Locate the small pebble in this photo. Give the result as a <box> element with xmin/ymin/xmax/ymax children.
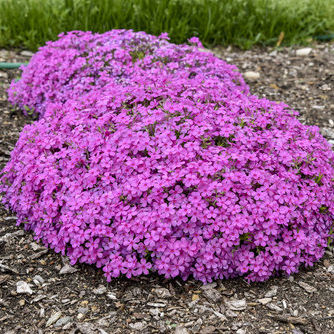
<box><xmin>257</xmin><ymin>298</ymin><xmax>272</xmax><ymax>305</ymax></box>
<box><xmin>106</xmin><ymin>292</ymin><xmax>117</xmax><ymax>300</ymax></box>
<box><xmin>154</xmin><ymin>288</ymin><xmax>172</xmax><ymax>298</ymax></box>
<box><xmin>78</xmin><ymin>307</ymin><xmax>89</xmax><ymax>315</ymax></box>
<box><xmin>20</xmin><ymin>50</ymin><xmax>34</xmax><ymax>57</ymax></box>
<box><xmin>33</xmin><ymin>275</ymin><xmax>45</xmax><ymax>286</ymax></box>
<box><xmin>296</xmin><ymin>48</ymin><xmax>312</xmax><ymax>56</ymax></box>
<box><xmin>129</xmin><ymin>322</ymin><xmax>146</xmax><ymax>330</ymax></box>
<box><xmin>174</xmin><ymin>326</ymin><xmax>189</xmax><ymax>334</ymax></box>
<box><xmin>226</xmin><ymin>299</ymin><xmax>247</xmax><ymax>311</ymax></box>
<box><xmin>16</xmin><ymin>281</ymin><xmax>33</xmax><ymax>295</ymax></box>
<box><xmin>59</xmin><ymin>264</ymin><xmax>77</xmax><ymax>274</ymax></box>
<box><xmin>92</xmin><ymin>285</ymin><xmax>107</xmax><ymax>295</ymax></box>
<box><xmin>243</xmin><ymin>71</ymin><xmax>260</xmax><ymax>81</ymax></box>
<box><xmin>236</xmin><ymin>329</ymin><xmax>246</xmax><ymax>334</ymax></box>
<box><xmin>54</xmin><ymin>316</ymin><xmax>72</xmax><ymax>327</ymax></box>
<box><xmin>265</xmin><ymin>286</ymin><xmax>278</xmax><ymax>298</ymax></box>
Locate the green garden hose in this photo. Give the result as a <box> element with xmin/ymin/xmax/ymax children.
<box><xmin>0</xmin><ymin>62</ymin><xmax>27</xmax><ymax>69</ymax></box>
<box><xmin>313</xmin><ymin>33</ymin><xmax>334</xmax><ymax>41</ymax></box>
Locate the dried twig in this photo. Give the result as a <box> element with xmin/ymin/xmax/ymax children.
<box><xmin>0</xmin><ymin>263</ymin><xmax>20</xmax><ymax>274</ymax></box>
<box><xmin>268</xmin><ymin>314</ymin><xmax>308</xmax><ymax>325</ymax></box>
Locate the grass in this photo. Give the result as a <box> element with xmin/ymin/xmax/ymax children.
<box><xmin>0</xmin><ymin>0</ymin><xmax>333</xmax><ymax>51</ymax></box>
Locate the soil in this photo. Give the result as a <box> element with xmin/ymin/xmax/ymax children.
<box><xmin>0</xmin><ymin>42</ymin><xmax>334</xmax><ymax>334</ymax></box>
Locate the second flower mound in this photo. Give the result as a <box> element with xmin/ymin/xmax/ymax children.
<box><xmin>8</xmin><ymin>30</ymin><xmax>248</xmax><ymax>117</ymax></box>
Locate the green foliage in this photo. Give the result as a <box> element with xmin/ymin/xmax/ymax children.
<box><xmin>319</xmin><ymin>205</ymin><xmax>328</xmax><ymax>213</ymax></box>
<box><xmin>314</xmin><ymin>173</ymin><xmax>324</xmax><ymax>185</ymax></box>
<box><xmin>0</xmin><ymin>0</ymin><xmax>333</xmax><ymax>50</ymax></box>
<box><xmin>327</xmin><ymin>227</ymin><xmax>334</xmax><ymax>249</ymax></box>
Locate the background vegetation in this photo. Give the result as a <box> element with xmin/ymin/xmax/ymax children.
<box><xmin>0</xmin><ymin>0</ymin><xmax>333</xmax><ymax>50</ymax></box>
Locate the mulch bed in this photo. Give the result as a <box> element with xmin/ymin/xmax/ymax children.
<box><xmin>0</xmin><ymin>42</ymin><xmax>334</xmax><ymax>334</ymax></box>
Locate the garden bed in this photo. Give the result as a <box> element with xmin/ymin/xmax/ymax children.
<box><xmin>0</xmin><ymin>42</ymin><xmax>334</xmax><ymax>334</ymax></box>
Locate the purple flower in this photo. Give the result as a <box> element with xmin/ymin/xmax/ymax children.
<box><xmin>1</xmin><ymin>29</ymin><xmax>334</xmax><ymax>284</ymax></box>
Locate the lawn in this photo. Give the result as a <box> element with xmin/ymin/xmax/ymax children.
<box><xmin>0</xmin><ymin>0</ymin><xmax>333</xmax><ymax>51</ymax></box>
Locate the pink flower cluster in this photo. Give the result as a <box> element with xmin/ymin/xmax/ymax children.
<box><xmin>8</xmin><ymin>30</ymin><xmax>248</xmax><ymax>117</ymax></box>
<box><xmin>2</xmin><ymin>30</ymin><xmax>334</xmax><ymax>283</ymax></box>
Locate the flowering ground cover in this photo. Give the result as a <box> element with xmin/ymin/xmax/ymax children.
<box><xmin>8</xmin><ymin>30</ymin><xmax>248</xmax><ymax>117</ymax></box>
<box><xmin>1</xmin><ymin>30</ymin><xmax>334</xmax><ymax>284</ymax></box>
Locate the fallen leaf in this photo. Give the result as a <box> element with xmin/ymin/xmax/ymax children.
<box><xmin>270</xmin><ymin>83</ymin><xmax>279</xmax><ymax>90</ymax></box>
<box><xmin>192</xmin><ymin>294</ymin><xmax>199</xmax><ymax>301</ymax></box>
<box><xmin>276</xmin><ymin>31</ymin><xmax>284</xmax><ymax>47</ymax></box>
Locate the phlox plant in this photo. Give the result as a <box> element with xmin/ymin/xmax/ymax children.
<box><xmin>1</xmin><ymin>30</ymin><xmax>334</xmax><ymax>283</ymax></box>
<box><xmin>8</xmin><ymin>30</ymin><xmax>248</xmax><ymax>118</ymax></box>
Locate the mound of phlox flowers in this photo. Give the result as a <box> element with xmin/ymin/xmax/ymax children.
<box><xmin>1</xmin><ymin>30</ymin><xmax>334</xmax><ymax>283</ymax></box>
<box><xmin>8</xmin><ymin>30</ymin><xmax>248</xmax><ymax>117</ymax></box>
